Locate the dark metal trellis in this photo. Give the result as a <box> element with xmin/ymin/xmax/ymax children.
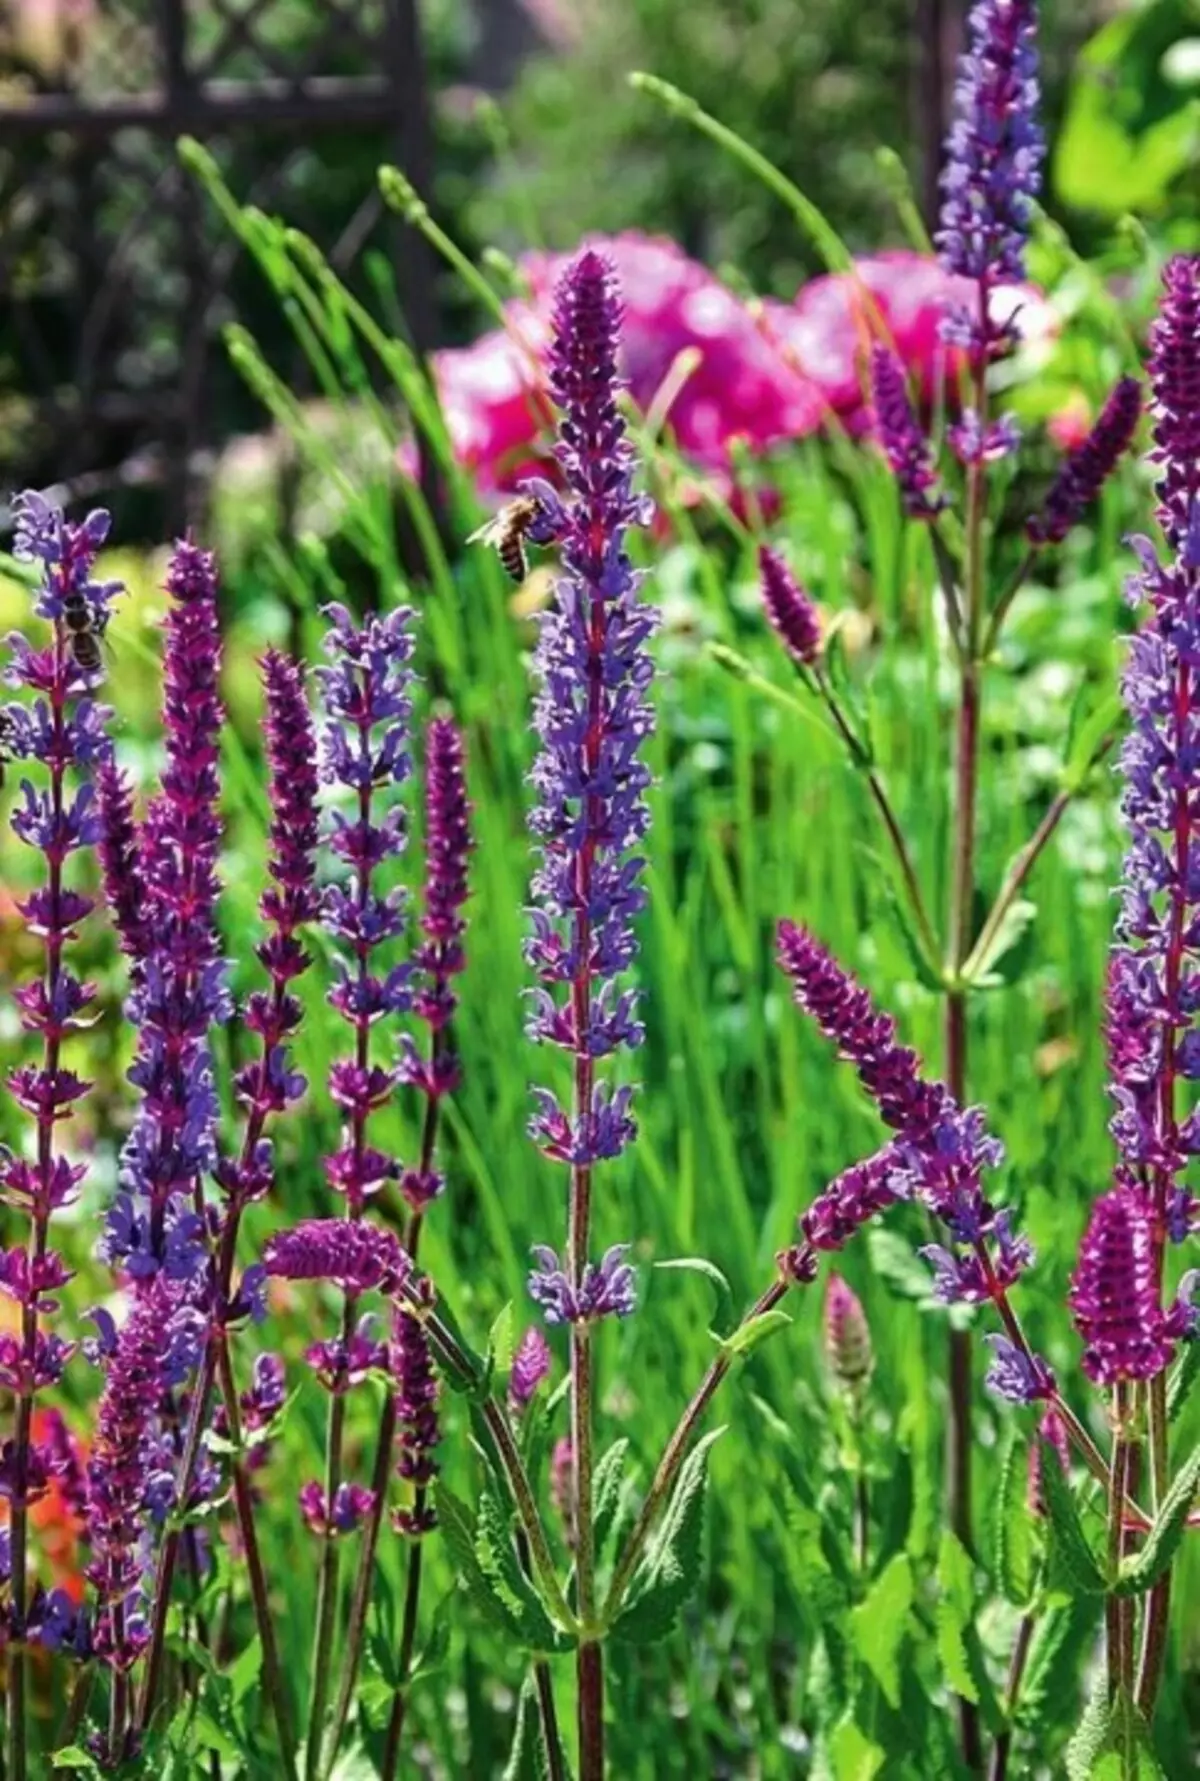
<box><xmin>0</xmin><ymin>0</ymin><xmax>435</xmax><ymax>530</ymax></box>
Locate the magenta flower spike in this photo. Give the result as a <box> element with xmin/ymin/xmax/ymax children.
<box><xmin>869</xmin><ymin>346</ymin><xmax>946</xmax><ymax>519</ymax></box>
<box><xmin>1027</xmin><ymin>375</ymin><xmax>1141</xmax><ymax>545</ymax></box>
<box><xmin>1068</xmin><ymin>1190</ymin><xmax>1183</xmax><ymax>1386</ymax></box>
<box><xmin>521</xmin><ymin>248</ymin><xmax>658</xmax><ymax>1321</ymax></box>
<box><xmin>759</xmin><ymin>545</ymin><xmax>822</xmax><ymax>667</ymax></box>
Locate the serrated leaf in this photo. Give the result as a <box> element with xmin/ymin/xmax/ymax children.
<box><xmin>435</xmin><ymin>1482</ymin><xmax>524</xmax><ymax>1641</ymax></box>
<box><xmin>935</xmin><ymin>1531</ymin><xmax>1001</xmax><ymax>1728</ymax></box>
<box><xmin>614</xmin><ymin>1429</ymin><xmax>723</xmax><ymax>1645</ymax></box>
<box><xmin>993</xmin><ymin>1429</ymin><xmax>1039</xmax><ymax>1608</ymax></box>
<box><xmin>488</xmin><ymin>1301</ymin><xmax>516</xmax><ymax>1376</ymax></box>
<box><xmin>829</xmin><ymin>1715</ymin><xmax>886</xmax><ymax>1781</ymax></box>
<box><xmin>715</xmin><ymin>1307</ymin><xmax>793</xmax><ymax>1359</ymax></box>
<box><xmin>476</xmin><ymin>1490</ymin><xmax>560</xmax><ymax>1651</ymax></box>
<box><xmin>592</xmin><ymin>1438</ymin><xmax>632</xmax><ymax>1562</ymax></box>
<box><xmin>965</xmin><ymin>897</ymin><xmax>1038</xmax><ymax>990</ymax></box>
<box><xmin>1042</xmin><ymin>1447</ymin><xmax>1107</xmax><ymax>1596</ymax></box>
<box><xmin>1018</xmin><ymin>1599</ymin><xmax>1101</xmax><ymax>1736</ymax></box>
<box><xmin>1067</xmin><ymin>1683</ymin><xmax>1165</xmax><ymax>1781</ymax></box>
<box><xmin>653</xmin><ymin>1256</ymin><xmax>734</xmax><ymax>1334</ymax></box>
<box><xmin>848</xmin><ymin>1553</ymin><xmax>913</xmax><ymax>1708</ymax></box>
<box><xmin>1114</xmin><ymin>1440</ymin><xmax>1200</xmax><ymax>1598</ymax></box>
<box><xmin>502</xmin><ymin>1677</ymin><xmax>549</xmax><ymax>1781</ymax></box>
<box><xmin>1167</xmin><ymin>1340</ymin><xmax>1200</xmax><ymax>1424</ymax></box>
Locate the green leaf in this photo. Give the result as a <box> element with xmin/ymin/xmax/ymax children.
<box><xmin>1166</xmin><ymin>1340</ymin><xmax>1200</xmax><ymax>1424</ymax></box>
<box><xmin>865</xmin><ymin>1226</ymin><xmax>939</xmax><ymax>1306</ymax></box>
<box><xmin>1114</xmin><ymin>1440</ymin><xmax>1200</xmax><ymax>1598</ymax></box>
<box><xmin>191</xmin><ymin>1710</ymin><xmax>242</xmax><ymax>1761</ymax></box>
<box><xmin>993</xmin><ymin>1429</ymin><xmax>1039</xmax><ymax>1608</ymax></box>
<box><xmin>653</xmin><ymin>1255</ymin><xmax>734</xmax><ymax>1334</ymax></box>
<box><xmin>614</xmin><ymin>1429</ymin><xmax>724</xmax><ymax>1645</ymax></box>
<box><xmin>829</xmin><ymin>1716</ymin><xmax>886</xmax><ymax>1781</ymax></box>
<box><xmin>935</xmin><ymin>1531</ymin><xmax>1001</xmax><ymax>1728</ymax></box>
<box><xmin>592</xmin><ymin>1437</ymin><xmax>633</xmax><ymax>1562</ymax></box>
<box><xmin>488</xmin><ymin>1301</ymin><xmax>516</xmax><ymax>1377</ymax></box>
<box><xmin>964</xmin><ymin>897</ymin><xmax>1038</xmax><ymax>990</ymax></box>
<box><xmin>51</xmin><ymin>1751</ymin><xmax>104</xmax><ymax>1776</ymax></box>
<box><xmin>715</xmin><ymin>1307</ymin><xmax>793</xmax><ymax>1359</ymax></box>
<box><xmin>227</xmin><ymin>1632</ymin><xmax>262</xmax><ymax>1707</ymax></box>
<box><xmin>502</xmin><ymin>1677</ymin><xmax>549</xmax><ymax>1781</ymax></box>
<box><xmin>1041</xmin><ymin>1449</ymin><xmax>1107</xmax><ymax>1596</ymax></box>
<box><xmin>1064</xmin><ymin>690</ymin><xmax>1122</xmax><ymax>791</ymax></box>
<box><xmin>476</xmin><ymin>1489</ymin><xmax>560</xmax><ymax>1651</ymax></box>
<box><xmin>1018</xmin><ymin>1599</ymin><xmax>1101</xmax><ymax>1736</ymax></box>
<box><xmin>435</xmin><ymin>1482</ymin><xmax>524</xmax><ymax>1641</ymax></box>
<box><xmin>848</xmin><ymin>1553</ymin><xmax>913</xmax><ymax>1709</ymax></box>
<box><xmin>1067</xmin><ymin>1682</ymin><xmax>1166</xmax><ymax>1781</ymax></box>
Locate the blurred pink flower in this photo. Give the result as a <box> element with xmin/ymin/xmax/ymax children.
<box><xmin>404</xmin><ymin>237</ymin><xmax>1056</xmax><ymax>505</ymax></box>
<box><xmin>1047</xmin><ymin>390</ymin><xmax>1093</xmax><ymax>452</ymax></box>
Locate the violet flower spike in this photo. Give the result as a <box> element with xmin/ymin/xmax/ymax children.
<box><xmin>262</xmin><ymin>1219</ymin><xmax>413</xmax><ymax>1298</ymax></box>
<box><xmin>937</xmin><ymin>0</ymin><xmax>1044</xmax><ymax>348</ymax></box>
<box><xmin>759</xmin><ymin>545</ymin><xmax>821</xmax><ymax>668</ymax></box>
<box><xmin>391</xmin><ymin>1297</ymin><xmax>440</xmax><ymax>1538</ymax></box>
<box><xmin>523</xmin><ymin>248</ymin><xmax>658</xmax><ymax>1172</ymax></box>
<box><xmin>1110</xmin><ymin>259</ymin><xmax>1200</xmax><ymax>1245</ymax></box>
<box><xmin>1069</xmin><ymin>1190</ymin><xmax>1178</xmax><ymax>1385</ymax></box>
<box><xmin>1027</xmin><ymin>375</ymin><xmax>1142</xmax><ymax>545</ymax></box>
<box><xmin>869</xmin><ymin>347</ymin><xmax>947</xmax><ymax>520</ymax></box>
<box><xmin>109</xmin><ymin>538</ymin><xmax>228</xmax><ymax>1287</ymax></box>
<box><xmin>1</xmin><ymin>494</ymin><xmax>119</xmax><ymax>1739</ymax></box>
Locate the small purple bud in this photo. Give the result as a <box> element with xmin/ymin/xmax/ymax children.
<box><xmin>822</xmin><ymin>1272</ymin><xmax>873</xmax><ymax>1389</ymax></box>
<box><xmin>509</xmin><ymin>1326</ymin><xmax>552</xmax><ymax>1415</ymax></box>
<box><xmin>759</xmin><ymin>545</ymin><xmax>821</xmax><ymax>667</ymax></box>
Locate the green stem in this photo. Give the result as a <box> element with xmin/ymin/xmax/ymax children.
<box><xmin>1136</xmin><ymin>1371</ymin><xmax>1171</xmax><ymax>1714</ymax></box>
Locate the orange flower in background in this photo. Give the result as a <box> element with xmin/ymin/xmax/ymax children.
<box><xmin>0</xmin><ymin>1295</ymin><xmax>88</xmax><ymax>1604</ymax></box>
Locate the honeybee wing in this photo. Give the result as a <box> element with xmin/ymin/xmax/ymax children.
<box><xmin>466</xmin><ymin>512</ymin><xmax>510</xmax><ymax>548</ymax></box>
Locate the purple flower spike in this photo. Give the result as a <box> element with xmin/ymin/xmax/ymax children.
<box><xmin>263</xmin><ymin>1219</ymin><xmax>412</xmax><ymax>1297</ymax></box>
<box><xmin>823</xmin><ymin>1272</ymin><xmax>873</xmax><ymax>1389</ymax></box>
<box><xmin>869</xmin><ymin>347</ymin><xmax>946</xmax><ymax>519</ymax></box>
<box><xmin>112</xmin><ymin>537</ymin><xmax>227</xmax><ymax>1286</ymax></box>
<box><xmin>95</xmin><ymin>762</ymin><xmax>148</xmax><ymax>962</ymax></box>
<box><xmin>410</xmin><ymin>715</ymin><xmax>473</xmax><ymax>1037</ymax></box>
<box><xmin>1069</xmin><ymin>1190</ymin><xmax>1176</xmax><ymax>1385</ymax></box>
<box><xmin>524</xmin><ymin>249</ymin><xmax>657</xmax><ymax>1121</ymax></box>
<box><xmin>1027</xmin><ymin>376</ymin><xmax>1142</xmax><ymax>545</ymax></box>
<box><xmin>759</xmin><ymin>545</ymin><xmax>821</xmax><ymax>667</ymax></box>
<box><xmin>299</xmin><ymin>1480</ymin><xmax>377</xmax><ymax>1538</ymax></box>
<box><xmin>1146</xmin><ymin>257</ymin><xmax>1200</xmax><ymax>558</ymax></box>
<box><xmin>937</xmin><ymin>0</ymin><xmax>1043</xmax><ymax>342</ymax></box>
<box><xmin>391</xmin><ymin>1303</ymin><xmax>440</xmax><ymax>1537</ymax></box>
<box><xmin>792</xmin><ymin>1144</ymin><xmax>906</xmax><ymax>1261</ymax></box>
<box><xmin>85</xmin><ymin>1284</ymin><xmax>172</xmax><ymax>1670</ymax></box>
<box><xmin>509</xmin><ymin>1326</ymin><xmax>552</xmax><ymax>1414</ymax></box>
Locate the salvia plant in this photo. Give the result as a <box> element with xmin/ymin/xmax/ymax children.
<box><xmin>2</xmin><ymin>1</ymin><xmax>1200</xmax><ymax>1778</ymax></box>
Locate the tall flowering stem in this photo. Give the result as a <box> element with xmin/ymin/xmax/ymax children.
<box><xmin>330</xmin><ymin>715</ymin><xmax>473</xmax><ymax>1777</ymax></box>
<box><xmin>306</xmin><ymin>603</ymin><xmax>415</xmax><ymax>1779</ymax></box>
<box><xmin>134</xmin><ymin>646</ymin><xmax>319</xmax><ymax>1770</ymax></box>
<box><xmin>522</xmin><ymin>248</ymin><xmax>657</xmax><ymax>1780</ymax></box>
<box><xmin>933</xmin><ymin>12</ymin><xmax>1044</xmax><ymax>1757</ymax></box>
<box><xmin>1107</xmin><ymin>255</ymin><xmax>1200</xmax><ymax>1714</ymax></box>
<box><xmin>2</xmin><ymin>493</ymin><xmax>118</xmax><ymax>1781</ymax></box>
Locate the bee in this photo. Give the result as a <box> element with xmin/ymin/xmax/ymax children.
<box><xmin>0</xmin><ymin>708</ymin><xmax>12</xmax><ymax>793</ymax></box>
<box><xmin>467</xmin><ymin>496</ymin><xmax>541</xmax><ymax>584</ymax></box>
<box><xmin>61</xmin><ymin>589</ymin><xmax>107</xmax><ymax>678</ymax></box>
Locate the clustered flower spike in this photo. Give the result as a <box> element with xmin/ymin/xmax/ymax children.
<box><xmin>1027</xmin><ymin>375</ymin><xmax>1142</xmax><ymax>545</ymax></box>
<box><xmin>84</xmin><ymin>1284</ymin><xmax>172</xmax><ymax>1670</ymax></box>
<box><xmin>869</xmin><ymin>347</ymin><xmax>946</xmax><ymax>520</ymax></box>
<box><xmin>937</xmin><ymin>0</ymin><xmax>1044</xmax><ymax>333</ymax></box>
<box><xmin>776</xmin><ymin>922</ymin><xmax>1037</xmax><ymax>1342</ymax></box>
<box><xmin>262</xmin><ymin>1219</ymin><xmax>412</xmax><ymax>1298</ymax></box>
<box><xmin>759</xmin><ymin>546</ymin><xmax>821</xmax><ymax>668</ymax></box>
<box><xmin>397</xmin><ymin>715</ymin><xmax>474</xmax><ymax>1213</ymax></box>
<box><xmin>314</xmin><ymin>602</ymin><xmax>416</xmax><ymax>1214</ymax></box>
<box><xmin>522</xmin><ymin>250</ymin><xmax>658</xmax><ymax>1173</ymax></box>
<box><xmin>225</xmin><ymin>650</ymin><xmax>321</xmax><ymax>1189</ymax></box>
<box><xmin>1107</xmin><ymin>260</ymin><xmax>1200</xmax><ymax>1250</ymax></box>
<box><xmin>1069</xmin><ymin>1190</ymin><xmax>1191</xmax><ymax>1384</ymax></box>
<box><xmin>822</xmin><ymin>1272</ymin><xmax>873</xmax><ymax>1390</ymax></box>
<box><xmin>509</xmin><ymin>1326</ymin><xmax>551</xmax><ymax>1414</ymax></box>
<box><xmin>95</xmin><ymin>762</ymin><xmax>147</xmax><ymax>961</ymax></box>
<box><xmin>108</xmin><ymin>538</ymin><xmax>228</xmax><ymax>1286</ymax></box>
<box><xmin>391</xmin><ymin>1289</ymin><xmax>440</xmax><ymax>1538</ymax></box>
<box><xmin>0</xmin><ymin>494</ymin><xmax>119</xmax><ymax>1633</ymax></box>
